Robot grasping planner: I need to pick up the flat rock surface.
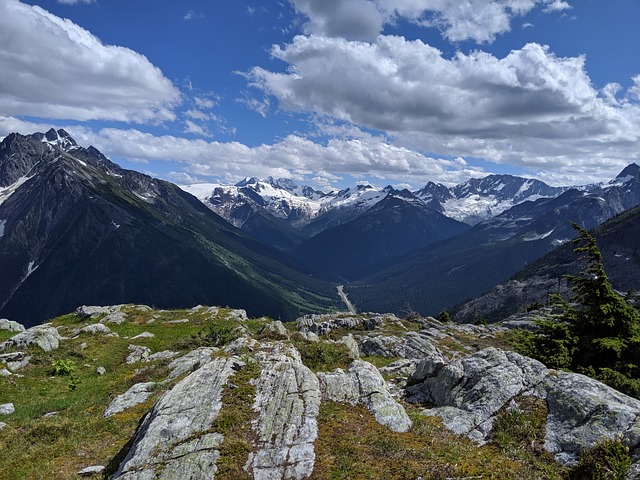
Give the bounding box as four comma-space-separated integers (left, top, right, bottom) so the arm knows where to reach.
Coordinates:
104, 382, 157, 418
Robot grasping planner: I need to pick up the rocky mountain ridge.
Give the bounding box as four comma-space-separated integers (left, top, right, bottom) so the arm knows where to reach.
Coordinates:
181, 172, 572, 239
2, 305, 640, 478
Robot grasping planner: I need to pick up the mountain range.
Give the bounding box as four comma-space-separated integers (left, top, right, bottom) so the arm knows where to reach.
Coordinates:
2, 129, 640, 326
0, 130, 339, 327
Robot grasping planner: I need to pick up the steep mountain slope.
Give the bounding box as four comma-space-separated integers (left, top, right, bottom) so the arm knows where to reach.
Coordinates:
292, 188, 470, 277
348, 164, 640, 316
0, 130, 339, 326
453, 204, 640, 323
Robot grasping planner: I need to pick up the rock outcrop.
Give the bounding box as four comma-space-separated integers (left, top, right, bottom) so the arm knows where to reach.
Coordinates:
247, 343, 320, 480
0, 324, 61, 352
104, 382, 157, 418
408, 347, 640, 465
0, 319, 25, 333
111, 356, 244, 479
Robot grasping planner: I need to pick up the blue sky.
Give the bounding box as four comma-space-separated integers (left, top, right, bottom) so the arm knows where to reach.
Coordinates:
0, 0, 638, 189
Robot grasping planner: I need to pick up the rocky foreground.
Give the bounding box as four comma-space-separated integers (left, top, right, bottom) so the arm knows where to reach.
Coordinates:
1, 306, 640, 479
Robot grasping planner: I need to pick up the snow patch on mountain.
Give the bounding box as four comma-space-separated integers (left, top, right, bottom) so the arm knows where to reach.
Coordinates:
0, 174, 33, 206
0, 219, 6, 238
523, 228, 555, 242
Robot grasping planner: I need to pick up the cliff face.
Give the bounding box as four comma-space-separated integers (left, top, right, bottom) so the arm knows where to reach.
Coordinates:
1, 306, 639, 479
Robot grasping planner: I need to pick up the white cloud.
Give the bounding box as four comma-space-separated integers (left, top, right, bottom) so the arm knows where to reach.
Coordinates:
194, 96, 218, 109
289, 0, 573, 44
57, 0, 94, 4
52, 125, 482, 186
291, 0, 384, 41
185, 109, 212, 122
542, 0, 571, 13
1, 116, 634, 187
247, 35, 640, 178
184, 120, 211, 137
0, 0, 181, 123
184, 10, 205, 21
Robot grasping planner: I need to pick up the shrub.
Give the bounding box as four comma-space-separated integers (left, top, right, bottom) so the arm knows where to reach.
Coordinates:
294, 341, 352, 372
50, 359, 77, 376
568, 436, 631, 479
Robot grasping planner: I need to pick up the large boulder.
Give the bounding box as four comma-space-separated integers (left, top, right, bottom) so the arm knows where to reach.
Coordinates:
111, 356, 244, 479
165, 347, 218, 381
0, 319, 25, 333
296, 313, 396, 337
407, 348, 547, 443
408, 347, 640, 465
0, 324, 62, 352
544, 371, 640, 465
246, 343, 320, 480
318, 360, 412, 433
75, 305, 112, 319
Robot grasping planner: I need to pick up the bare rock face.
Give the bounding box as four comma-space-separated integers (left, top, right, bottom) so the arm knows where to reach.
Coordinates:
318, 360, 412, 433
76, 305, 112, 319
165, 347, 218, 381
296, 313, 394, 337
407, 347, 547, 443
358, 331, 440, 359
111, 356, 243, 479
247, 343, 320, 480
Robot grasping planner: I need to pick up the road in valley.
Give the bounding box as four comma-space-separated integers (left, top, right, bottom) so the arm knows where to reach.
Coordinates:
336, 285, 356, 314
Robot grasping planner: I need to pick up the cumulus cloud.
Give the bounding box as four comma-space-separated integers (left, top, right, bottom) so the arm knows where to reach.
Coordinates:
53, 125, 481, 186
292, 0, 384, 41
247, 35, 640, 178
0, 0, 181, 123
289, 0, 573, 43
1, 115, 633, 187
542, 0, 571, 13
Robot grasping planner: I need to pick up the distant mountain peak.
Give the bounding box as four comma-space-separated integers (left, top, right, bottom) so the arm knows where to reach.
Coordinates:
611, 163, 640, 185
42, 128, 78, 150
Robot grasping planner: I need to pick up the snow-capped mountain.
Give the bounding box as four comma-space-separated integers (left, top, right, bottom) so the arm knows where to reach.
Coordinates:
181, 178, 388, 236
415, 174, 569, 225
183, 173, 570, 239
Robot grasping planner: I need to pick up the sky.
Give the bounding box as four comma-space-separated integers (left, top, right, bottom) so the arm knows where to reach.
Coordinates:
0, 0, 639, 190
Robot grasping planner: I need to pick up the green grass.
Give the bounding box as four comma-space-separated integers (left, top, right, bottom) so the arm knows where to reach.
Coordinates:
0, 306, 244, 479
212, 359, 261, 479
293, 340, 353, 372
312, 402, 566, 480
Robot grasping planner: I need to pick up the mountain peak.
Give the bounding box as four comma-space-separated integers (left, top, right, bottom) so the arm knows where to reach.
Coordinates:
612, 163, 640, 184
235, 177, 260, 187
42, 128, 77, 150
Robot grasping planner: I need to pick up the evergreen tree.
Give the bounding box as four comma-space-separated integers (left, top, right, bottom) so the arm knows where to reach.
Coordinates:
527, 223, 640, 396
